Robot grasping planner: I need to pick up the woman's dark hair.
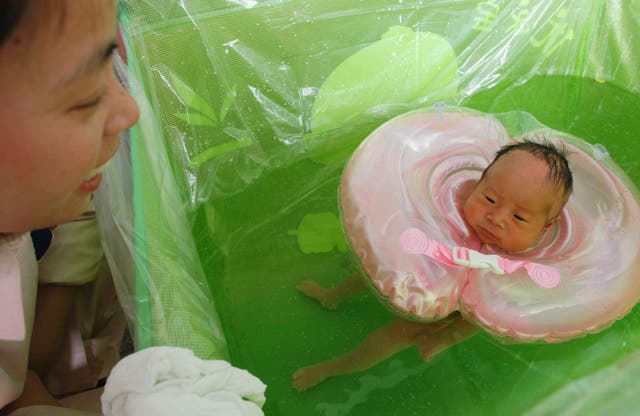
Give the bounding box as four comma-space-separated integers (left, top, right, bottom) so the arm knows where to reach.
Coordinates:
1, 0, 30, 45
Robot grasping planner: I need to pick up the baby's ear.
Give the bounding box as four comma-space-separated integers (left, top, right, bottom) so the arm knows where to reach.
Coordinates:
544, 215, 561, 229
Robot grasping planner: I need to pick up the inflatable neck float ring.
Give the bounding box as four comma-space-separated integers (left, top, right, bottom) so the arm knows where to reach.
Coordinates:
339, 107, 640, 343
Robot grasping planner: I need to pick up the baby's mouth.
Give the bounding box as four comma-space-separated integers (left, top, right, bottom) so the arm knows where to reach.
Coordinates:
476, 226, 498, 243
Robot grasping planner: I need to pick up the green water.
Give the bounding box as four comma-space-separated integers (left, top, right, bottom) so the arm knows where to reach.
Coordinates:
192, 76, 640, 415
464, 75, 640, 180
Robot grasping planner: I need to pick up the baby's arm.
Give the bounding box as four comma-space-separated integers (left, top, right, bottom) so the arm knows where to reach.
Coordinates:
297, 274, 365, 309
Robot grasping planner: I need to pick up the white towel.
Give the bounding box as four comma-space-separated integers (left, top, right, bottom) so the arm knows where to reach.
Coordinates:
101, 347, 266, 416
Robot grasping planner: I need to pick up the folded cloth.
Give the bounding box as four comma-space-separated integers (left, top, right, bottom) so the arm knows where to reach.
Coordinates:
101, 346, 267, 416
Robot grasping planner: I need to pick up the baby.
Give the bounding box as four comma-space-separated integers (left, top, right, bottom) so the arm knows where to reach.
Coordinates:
293, 139, 573, 392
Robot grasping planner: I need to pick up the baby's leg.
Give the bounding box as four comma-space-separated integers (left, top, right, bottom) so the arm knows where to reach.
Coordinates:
297, 274, 365, 310
416, 313, 479, 362
292, 318, 429, 391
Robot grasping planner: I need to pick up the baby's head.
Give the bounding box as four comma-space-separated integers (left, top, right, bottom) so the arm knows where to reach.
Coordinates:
462, 139, 573, 252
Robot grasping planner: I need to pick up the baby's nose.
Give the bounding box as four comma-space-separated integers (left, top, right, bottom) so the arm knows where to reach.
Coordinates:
487, 212, 505, 228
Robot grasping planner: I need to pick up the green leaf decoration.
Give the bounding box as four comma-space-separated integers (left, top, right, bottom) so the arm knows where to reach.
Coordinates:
204, 202, 217, 234
288, 212, 348, 254
169, 71, 218, 123
189, 138, 253, 167
219, 85, 237, 122
174, 112, 217, 127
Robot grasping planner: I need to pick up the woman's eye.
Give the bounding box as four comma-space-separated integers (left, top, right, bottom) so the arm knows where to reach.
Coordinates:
484, 195, 495, 204
72, 87, 106, 111
74, 96, 103, 110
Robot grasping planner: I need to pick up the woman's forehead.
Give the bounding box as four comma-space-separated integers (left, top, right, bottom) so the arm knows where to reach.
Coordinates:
9, 0, 115, 48
2, 1, 116, 83
0, 0, 117, 116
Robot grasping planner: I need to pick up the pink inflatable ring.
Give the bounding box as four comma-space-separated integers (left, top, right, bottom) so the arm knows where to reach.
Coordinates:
339, 107, 640, 343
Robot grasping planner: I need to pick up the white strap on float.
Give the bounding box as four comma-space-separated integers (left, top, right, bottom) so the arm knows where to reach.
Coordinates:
399, 227, 560, 289
452, 247, 504, 274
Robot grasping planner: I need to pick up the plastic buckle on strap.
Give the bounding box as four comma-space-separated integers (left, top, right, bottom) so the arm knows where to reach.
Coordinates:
452, 247, 504, 275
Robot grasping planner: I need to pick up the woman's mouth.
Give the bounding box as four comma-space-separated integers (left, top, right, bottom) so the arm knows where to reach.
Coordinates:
80, 162, 109, 192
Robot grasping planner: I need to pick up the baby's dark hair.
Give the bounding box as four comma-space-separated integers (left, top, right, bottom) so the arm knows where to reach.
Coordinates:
483, 137, 573, 198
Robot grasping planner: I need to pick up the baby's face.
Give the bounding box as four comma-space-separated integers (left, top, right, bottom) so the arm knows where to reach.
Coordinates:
462, 151, 565, 252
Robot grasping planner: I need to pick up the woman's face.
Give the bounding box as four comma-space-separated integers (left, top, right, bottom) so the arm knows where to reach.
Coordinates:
0, 0, 139, 233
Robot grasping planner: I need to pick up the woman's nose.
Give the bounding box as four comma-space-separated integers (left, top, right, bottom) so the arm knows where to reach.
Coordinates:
104, 71, 140, 137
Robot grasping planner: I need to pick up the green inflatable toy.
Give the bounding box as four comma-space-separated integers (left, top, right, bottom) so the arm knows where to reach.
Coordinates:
305, 25, 458, 165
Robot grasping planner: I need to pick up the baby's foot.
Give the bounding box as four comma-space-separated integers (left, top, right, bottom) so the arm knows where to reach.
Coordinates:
296, 279, 340, 309
415, 333, 451, 362
292, 363, 332, 392
415, 333, 436, 362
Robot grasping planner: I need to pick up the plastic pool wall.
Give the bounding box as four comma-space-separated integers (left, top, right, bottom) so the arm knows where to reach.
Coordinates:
109, 1, 640, 415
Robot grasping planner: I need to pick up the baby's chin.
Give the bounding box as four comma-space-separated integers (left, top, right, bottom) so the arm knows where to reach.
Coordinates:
469, 225, 500, 247
492, 240, 535, 254
473, 228, 529, 253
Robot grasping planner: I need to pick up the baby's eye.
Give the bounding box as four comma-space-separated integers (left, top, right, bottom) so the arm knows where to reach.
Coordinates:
484, 195, 495, 204
514, 214, 527, 222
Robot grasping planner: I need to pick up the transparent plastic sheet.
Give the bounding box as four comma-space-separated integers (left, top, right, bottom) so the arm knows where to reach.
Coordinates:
96, 53, 229, 359
110, 1, 640, 414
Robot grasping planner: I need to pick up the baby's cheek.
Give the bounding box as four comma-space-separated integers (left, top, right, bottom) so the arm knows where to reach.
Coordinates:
519, 229, 544, 250
461, 200, 476, 224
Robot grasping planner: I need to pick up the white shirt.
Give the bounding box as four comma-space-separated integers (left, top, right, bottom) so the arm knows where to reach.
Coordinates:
0, 233, 38, 409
